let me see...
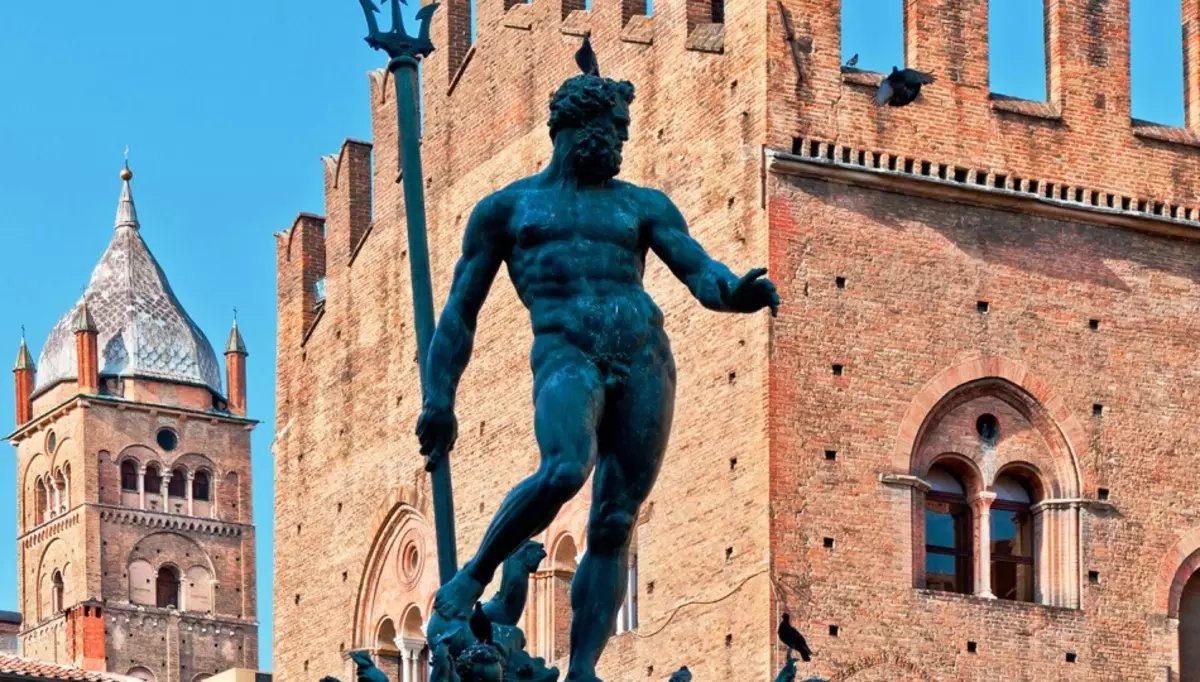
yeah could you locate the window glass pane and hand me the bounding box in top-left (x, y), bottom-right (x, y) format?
top-left (992, 559), bottom-right (1034, 602)
top-left (926, 553), bottom-right (959, 592)
top-left (991, 509), bottom-right (1033, 558)
top-left (926, 507), bottom-right (958, 549)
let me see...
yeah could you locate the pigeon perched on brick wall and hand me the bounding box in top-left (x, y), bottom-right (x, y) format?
top-left (668, 666), bottom-right (693, 682)
top-left (874, 66), bottom-right (936, 107)
top-left (844, 53), bottom-right (859, 68)
top-left (777, 613), bottom-right (813, 662)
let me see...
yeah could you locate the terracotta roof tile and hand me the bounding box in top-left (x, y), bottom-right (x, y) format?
top-left (0, 655), bottom-right (139, 682)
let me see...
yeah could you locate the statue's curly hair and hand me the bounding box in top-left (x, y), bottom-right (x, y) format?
top-left (547, 74), bottom-right (636, 140)
top-left (454, 643), bottom-right (506, 680)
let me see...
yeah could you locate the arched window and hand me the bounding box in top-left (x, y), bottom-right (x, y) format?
top-left (168, 468), bottom-right (188, 498)
top-left (36, 477), bottom-right (49, 524)
top-left (57, 466), bottom-right (69, 511)
top-left (924, 465), bottom-right (971, 594)
top-left (51, 570), bottom-right (64, 614)
top-left (144, 465), bottom-right (163, 496)
top-left (991, 475), bottom-right (1034, 602)
top-left (121, 461), bottom-right (139, 491)
top-left (156, 566), bottom-right (181, 609)
top-left (1182, 570), bottom-right (1200, 681)
top-left (193, 471), bottom-right (211, 502)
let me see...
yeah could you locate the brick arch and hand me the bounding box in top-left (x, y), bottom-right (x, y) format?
top-left (118, 444), bottom-right (163, 472)
top-left (893, 355), bottom-right (1085, 498)
top-left (46, 436), bottom-right (75, 476)
top-left (352, 502), bottom-right (438, 650)
top-left (22, 452), bottom-right (50, 530)
top-left (1155, 526), bottom-right (1200, 617)
top-left (127, 532), bottom-right (217, 580)
top-left (829, 652), bottom-right (936, 682)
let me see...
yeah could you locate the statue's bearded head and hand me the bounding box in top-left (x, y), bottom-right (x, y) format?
top-left (548, 74), bottom-right (636, 183)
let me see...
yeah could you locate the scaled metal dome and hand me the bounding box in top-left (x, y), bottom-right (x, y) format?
top-left (34, 169), bottom-right (224, 397)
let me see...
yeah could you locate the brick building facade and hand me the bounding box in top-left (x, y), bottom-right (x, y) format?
top-left (8, 168), bottom-right (260, 682)
top-left (272, 0), bottom-right (1200, 680)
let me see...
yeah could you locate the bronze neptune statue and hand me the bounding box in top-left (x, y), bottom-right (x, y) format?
top-left (416, 37), bottom-right (779, 682)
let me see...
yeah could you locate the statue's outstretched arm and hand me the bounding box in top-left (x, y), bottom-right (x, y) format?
top-left (645, 189), bottom-right (739, 312)
top-left (424, 195), bottom-right (510, 408)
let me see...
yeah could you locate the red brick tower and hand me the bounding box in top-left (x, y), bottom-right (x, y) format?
top-left (8, 165), bottom-right (260, 682)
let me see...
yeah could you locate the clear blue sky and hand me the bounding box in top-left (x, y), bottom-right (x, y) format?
top-left (0, 0), bottom-right (1186, 673)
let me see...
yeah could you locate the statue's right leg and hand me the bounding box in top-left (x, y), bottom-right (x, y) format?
top-left (433, 342), bottom-right (605, 620)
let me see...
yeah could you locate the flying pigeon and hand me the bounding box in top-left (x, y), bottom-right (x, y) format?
top-left (470, 601), bottom-right (494, 644)
top-left (668, 666), bottom-right (693, 682)
top-left (777, 613), bottom-right (813, 662)
top-left (875, 66), bottom-right (936, 107)
top-left (845, 53), bottom-right (859, 68)
top-left (576, 36), bottom-right (600, 77)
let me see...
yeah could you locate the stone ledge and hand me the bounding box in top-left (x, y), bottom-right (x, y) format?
top-left (560, 9), bottom-right (590, 37)
top-left (503, 2), bottom-right (534, 30)
top-left (841, 67), bottom-right (882, 88)
top-left (879, 472), bottom-right (931, 492)
top-left (990, 94), bottom-right (1063, 122)
top-left (1133, 120), bottom-right (1200, 149)
top-left (620, 15), bottom-right (653, 45)
top-left (685, 22), bottom-right (724, 54)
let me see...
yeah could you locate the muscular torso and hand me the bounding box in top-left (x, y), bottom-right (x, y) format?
top-left (498, 178), bottom-right (668, 364)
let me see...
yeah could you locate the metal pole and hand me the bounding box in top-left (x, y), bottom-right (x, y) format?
top-left (389, 55), bottom-right (459, 586)
top-left (356, 0), bottom-right (457, 586)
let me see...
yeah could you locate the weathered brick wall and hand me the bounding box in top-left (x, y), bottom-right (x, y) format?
top-left (272, 0), bottom-right (774, 678)
top-left (766, 173), bottom-right (1200, 681)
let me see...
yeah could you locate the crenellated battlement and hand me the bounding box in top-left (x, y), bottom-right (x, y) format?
top-left (768, 0), bottom-right (1200, 213)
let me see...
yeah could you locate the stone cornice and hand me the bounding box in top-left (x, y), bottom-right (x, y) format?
top-left (101, 601), bottom-right (260, 630)
top-left (95, 504), bottom-right (252, 538)
top-left (767, 148), bottom-right (1200, 243)
top-left (19, 506), bottom-right (84, 548)
top-left (7, 395), bottom-right (257, 443)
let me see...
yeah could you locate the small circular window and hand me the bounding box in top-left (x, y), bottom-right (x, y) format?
top-left (46, 431), bottom-right (57, 453)
top-left (976, 414), bottom-right (1000, 447)
top-left (156, 428), bottom-right (179, 452)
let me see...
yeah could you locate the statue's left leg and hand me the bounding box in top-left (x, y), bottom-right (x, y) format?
top-left (565, 342), bottom-right (677, 682)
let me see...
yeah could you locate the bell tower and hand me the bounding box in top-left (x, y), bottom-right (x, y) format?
top-left (7, 164), bottom-right (260, 682)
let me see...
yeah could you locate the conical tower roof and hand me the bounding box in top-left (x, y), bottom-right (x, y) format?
top-left (34, 166), bottom-right (223, 396)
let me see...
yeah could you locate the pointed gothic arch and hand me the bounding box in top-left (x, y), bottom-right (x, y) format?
top-left (352, 501), bottom-right (438, 651)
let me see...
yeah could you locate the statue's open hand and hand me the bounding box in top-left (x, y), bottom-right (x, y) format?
top-left (720, 267), bottom-right (780, 317)
top-left (417, 400), bottom-right (458, 470)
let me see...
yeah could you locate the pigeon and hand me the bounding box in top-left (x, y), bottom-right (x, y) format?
top-left (874, 66), bottom-right (936, 107)
top-left (845, 53), bottom-right (859, 68)
top-left (668, 666), bottom-right (693, 682)
top-left (575, 36), bottom-right (600, 77)
top-left (777, 613), bottom-right (813, 662)
top-left (470, 600), bottom-right (493, 644)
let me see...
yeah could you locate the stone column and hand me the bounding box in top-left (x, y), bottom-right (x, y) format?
top-left (969, 491), bottom-right (997, 599)
top-left (61, 470), bottom-right (70, 512)
top-left (1031, 499), bottom-right (1083, 608)
top-left (161, 472), bottom-right (170, 507)
top-left (52, 480), bottom-right (61, 518)
top-left (137, 466), bottom-right (146, 510)
top-left (186, 471), bottom-right (195, 516)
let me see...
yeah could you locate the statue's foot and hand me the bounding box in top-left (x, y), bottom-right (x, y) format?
top-left (433, 569), bottom-right (486, 620)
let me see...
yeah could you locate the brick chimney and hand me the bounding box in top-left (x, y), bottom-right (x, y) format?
top-left (225, 317), bottom-right (248, 416)
top-left (74, 299), bottom-right (99, 395)
top-left (65, 602), bottom-right (106, 671)
top-left (13, 332), bottom-right (34, 426)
